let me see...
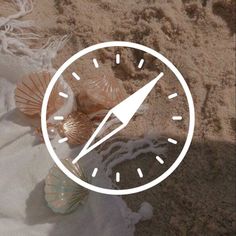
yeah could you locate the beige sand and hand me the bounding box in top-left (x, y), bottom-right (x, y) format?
top-left (2, 0), bottom-right (235, 235)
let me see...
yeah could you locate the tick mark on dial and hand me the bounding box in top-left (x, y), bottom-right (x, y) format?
top-left (58, 137), bottom-right (68, 144)
top-left (116, 172), bottom-right (120, 182)
top-left (168, 93), bottom-right (178, 99)
top-left (59, 92), bottom-right (68, 98)
top-left (156, 156), bottom-right (164, 164)
top-left (168, 138), bottom-right (177, 144)
top-left (138, 59), bottom-right (144, 69)
top-left (54, 116), bottom-right (64, 121)
top-left (116, 54), bottom-right (120, 64)
top-left (172, 116), bottom-right (182, 121)
top-left (137, 168), bottom-right (143, 178)
top-left (72, 72), bottom-right (80, 81)
top-left (92, 168), bottom-right (98, 177)
top-left (93, 58), bottom-right (99, 68)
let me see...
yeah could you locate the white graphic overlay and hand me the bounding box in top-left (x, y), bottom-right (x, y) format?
top-left (41, 41), bottom-right (195, 195)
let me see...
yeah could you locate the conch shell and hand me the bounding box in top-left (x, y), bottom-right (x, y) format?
top-left (45, 158), bottom-right (88, 214)
top-left (57, 111), bottom-right (93, 145)
top-left (15, 71), bottom-right (64, 117)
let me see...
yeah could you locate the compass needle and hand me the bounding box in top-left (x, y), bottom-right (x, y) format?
top-left (72, 72), bottom-right (164, 164)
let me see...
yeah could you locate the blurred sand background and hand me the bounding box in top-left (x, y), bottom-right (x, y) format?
top-left (1, 0), bottom-right (235, 235)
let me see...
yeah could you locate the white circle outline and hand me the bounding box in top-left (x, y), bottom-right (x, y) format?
top-left (41, 41), bottom-right (195, 195)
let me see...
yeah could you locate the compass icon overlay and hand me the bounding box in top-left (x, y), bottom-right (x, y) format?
top-left (41, 41), bottom-right (195, 195)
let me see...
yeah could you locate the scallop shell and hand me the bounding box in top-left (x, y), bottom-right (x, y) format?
top-left (45, 158), bottom-right (88, 214)
top-left (75, 64), bottom-right (127, 115)
top-left (15, 71), bottom-right (64, 117)
top-left (79, 74), bottom-right (127, 110)
top-left (76, 90), bottom-right (106, 115)
top-left (57, 111), bottom-right (93, 145)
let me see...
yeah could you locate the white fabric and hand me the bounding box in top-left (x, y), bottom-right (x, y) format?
top-left (0, 2), bottom-right (153, 233)
top-left (0, 74), bottom-right (142, 236)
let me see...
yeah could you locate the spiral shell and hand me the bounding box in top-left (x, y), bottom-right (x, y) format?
top-left (57, 111), bottom-right (93, 145)
top-left (15, 71), bottom-right (64, 117)
top-left (45, 158), bottom-right (88, 214)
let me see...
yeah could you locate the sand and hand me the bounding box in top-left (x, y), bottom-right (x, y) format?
top-left (0, 0), bottom-right (235, 235)
top-left (29, 0), bottom-right (235, 141)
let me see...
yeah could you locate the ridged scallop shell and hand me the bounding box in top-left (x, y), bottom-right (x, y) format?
top-left (75, 64), bottom-right (127, 115)
top-left (80, 74), bottom-right (127, 110)
top-left (15, 71), bottom-right (64, 117)
top-left (58, 111), bottom-right (93, 145)
top-left (45, 158), bottom-right (88, 214)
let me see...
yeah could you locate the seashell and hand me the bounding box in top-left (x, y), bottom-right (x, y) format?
top-left (76, 90), bottom-right (106, 115)
top-left (87, 76), bottom-right (126, 108)
top-left (79, 75), bottom-right (127, 109)
top-left (75, 64), bottom-right (128, 115)
top-left (15, 71), bottom-right (64, 117)
top-left (45, 158), bottom-right (88, 214)
top-left (57, 111), bottom-right (93, 145)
